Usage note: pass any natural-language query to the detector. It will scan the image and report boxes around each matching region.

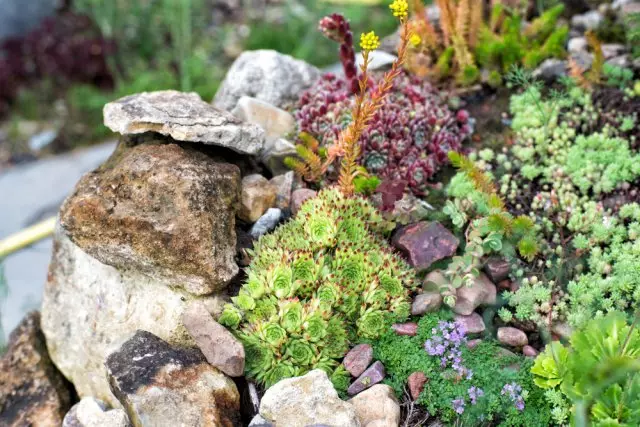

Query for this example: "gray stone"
[411,292,443,315]
[356,51,398,71]
[607,55,631,68]
[105,331,240,427]
[343,343,373,377]
[532,59,568,81]
[259,370,359,427]
[58,139,241,295]
[392,221,459,272]
[182,301,245,377]
[453,273,497,316]
[250,208,283,238]
[213,50,321,111]
[62,397,131,427]
[262,137,298,175]
[104,90,265,155]
[601,43,626,59]
[249,414,274,427]
[231,96,295,143]
[454,313,486,334]
[291,188,317,215]
[497,327,528,347]
[349,384,400,427]
[568,37,587,54]
[239,174,277,223]
[348,361,386,396]
[571,51,594,70]
[41,226,226,407]
[270,172,294,210]
[571,10,604,31]
[552,322,573,340]
[0,312,72,427]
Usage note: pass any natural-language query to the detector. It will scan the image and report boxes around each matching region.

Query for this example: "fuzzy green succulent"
[219,188,415,388]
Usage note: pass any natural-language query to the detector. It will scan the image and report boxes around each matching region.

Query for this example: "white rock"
[250,208,283,238]
[532,59,568,81]
[356,51,398,71]
[568,37,587,54]
[571,11,604,31]
[63,397,131,427]
[349,385,400,427]
[259,370,360,427]
[262,137,298,176]
[103,90,265,155]
[213,50,320,111]
[41,225,226,407]
[231,96,296,143]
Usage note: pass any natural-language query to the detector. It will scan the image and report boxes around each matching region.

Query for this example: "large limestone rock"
[59,139,241,295]
[41,227,227,407]
[259,370,359,427]
[0,312,73,427]
[349,384,400,427]
[106,331,240,427]
[62,397,131,427]
[104,91,265,155]
[213,50,320,111]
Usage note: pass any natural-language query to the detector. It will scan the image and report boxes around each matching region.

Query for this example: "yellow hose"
[0,217,57,259]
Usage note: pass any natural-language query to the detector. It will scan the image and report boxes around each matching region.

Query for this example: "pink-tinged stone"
[483,257,510,283]
[497,327,528,347]
[391,322,418,336]
[343,344,373,377]
[407,372,427,401]
[523,345,539,357]
[453,273,497,315]
[347,361,385,396]
[467,339,482,349]
[291,189,317,215]
[392,221,459,271]
[454,313,485,334]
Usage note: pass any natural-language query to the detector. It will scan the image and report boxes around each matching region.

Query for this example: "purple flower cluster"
[452,397,466,415]
[468,386,484,404]
[502,382,525,411]
[294,72,471,195]
[424,320,471,378]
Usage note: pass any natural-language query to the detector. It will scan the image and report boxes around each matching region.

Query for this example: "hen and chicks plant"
[221,1,417,389]
[406,1,568,86]
[290,8,471,195]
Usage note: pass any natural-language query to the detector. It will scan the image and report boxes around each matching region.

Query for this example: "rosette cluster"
[294,72,471,195]
[219,188,416,387]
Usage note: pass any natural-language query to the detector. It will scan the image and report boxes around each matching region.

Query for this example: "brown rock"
[391,322,418,336]
[349,384,400,427]
[239,174,276,223]
[454,313,486,334]
[0,312,72,427]
[343,344,373,377]
[269,171,294,210]
[407,372,427,401]
[411,292,443,315]
[59,139,240,295]
[182,301,245,377]
[291,188,317,215]
[392,221,459,271]
[483,257,510,283]
[106,330,240,427]
[453,273,497,315]
[497,327,529,347]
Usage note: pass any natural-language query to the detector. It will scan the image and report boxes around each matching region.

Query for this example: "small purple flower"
[424,320,469,375]
[502,382,525,411]
[468,386,484,405]
[452,397,466,414]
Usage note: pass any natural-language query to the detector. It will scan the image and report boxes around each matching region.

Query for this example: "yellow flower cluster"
[360,31,380,51]
[409,33,421,47]
[389,0,408,19]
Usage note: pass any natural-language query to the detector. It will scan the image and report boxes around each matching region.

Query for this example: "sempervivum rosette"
[219,189,416,388]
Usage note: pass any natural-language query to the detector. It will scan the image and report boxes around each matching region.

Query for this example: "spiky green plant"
[219,188,415,388]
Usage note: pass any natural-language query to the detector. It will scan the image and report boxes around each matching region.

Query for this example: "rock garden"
[1,0,640,426]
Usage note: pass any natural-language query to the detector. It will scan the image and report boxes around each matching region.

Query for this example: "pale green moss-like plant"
[219,188,415,388]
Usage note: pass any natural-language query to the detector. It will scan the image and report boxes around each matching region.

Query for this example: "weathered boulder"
[59,139,240,295]
[213,50,320,111]
[0,312,72,427]
[349,384,400,427]
[392,221,459,271]
[182,301,245,377]
[62,397,131,427]
[41,224,226,407]
[259,370,359,427]
[104,91,265,155]
[106,331,240,427]
[239,174,277,223]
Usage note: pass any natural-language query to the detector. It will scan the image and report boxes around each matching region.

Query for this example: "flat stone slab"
[103,90,265,155]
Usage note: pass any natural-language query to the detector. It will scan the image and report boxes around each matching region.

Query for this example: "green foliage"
[625,13,640,59]
[372,311,553,426]
[219,188,415,388]
[532,312,640,426]
[603,63,635,90]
